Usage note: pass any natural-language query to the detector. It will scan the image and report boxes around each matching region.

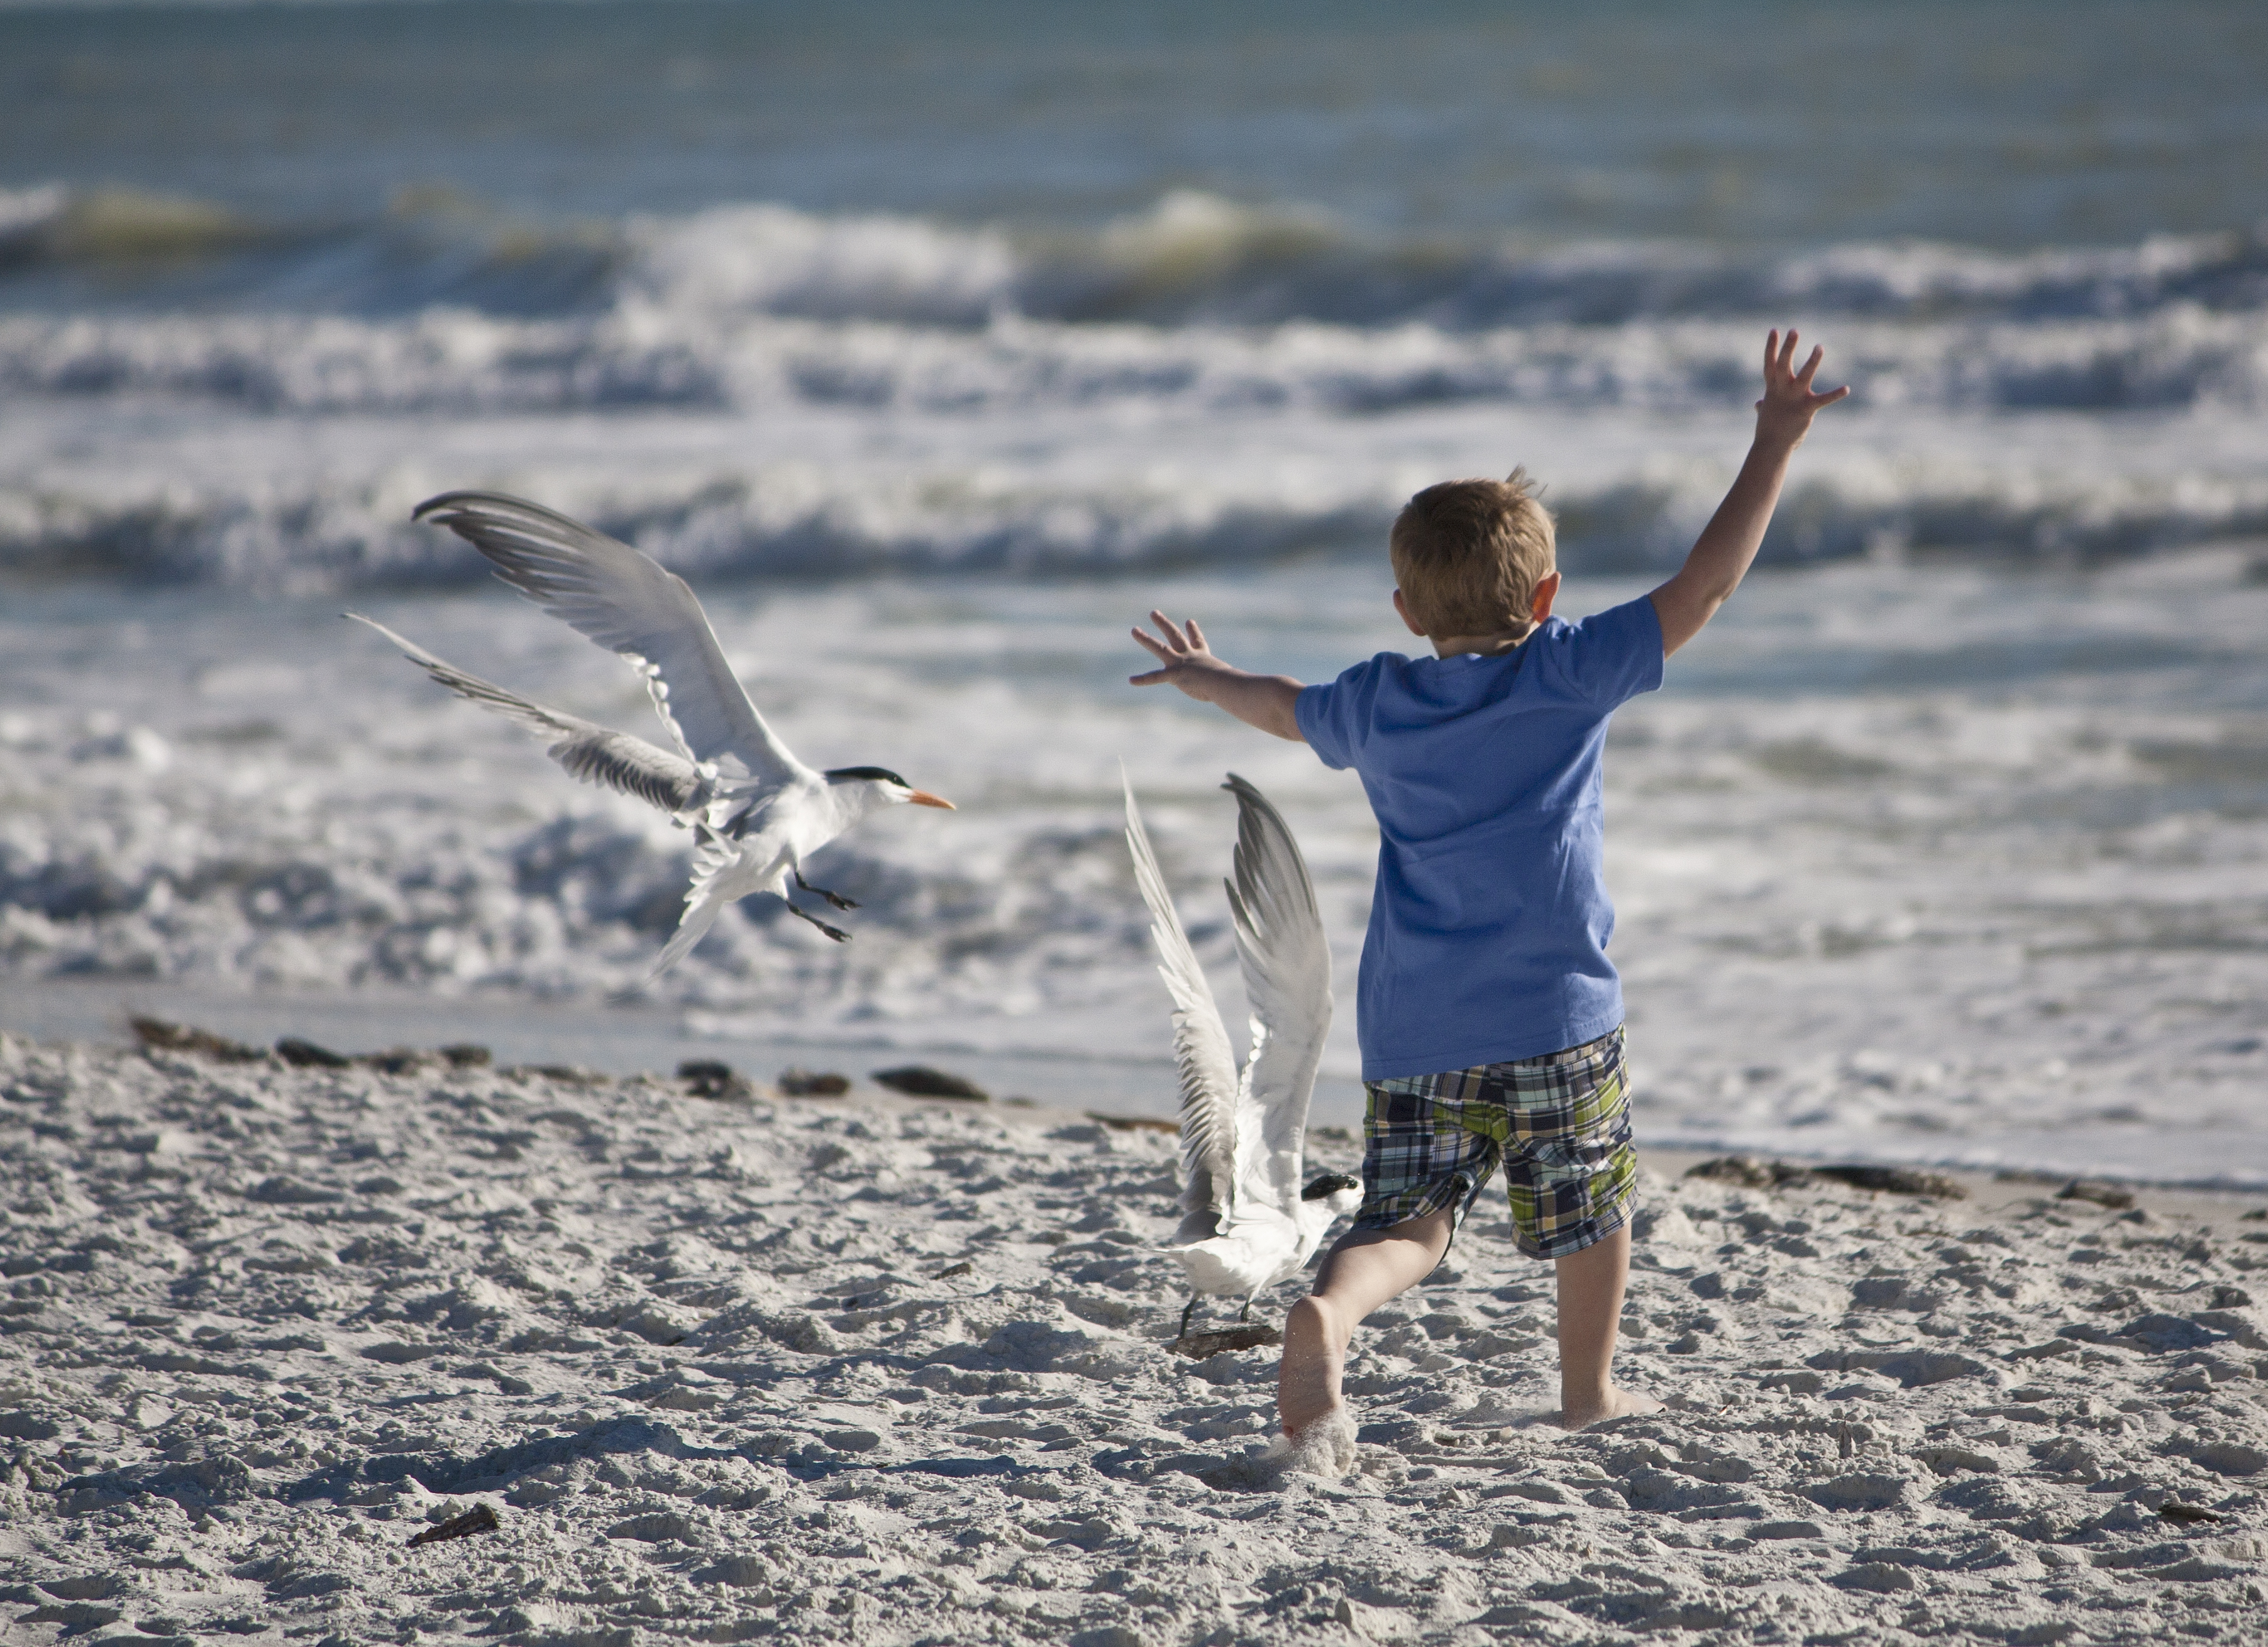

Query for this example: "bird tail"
[646,825,744,978]
[649,891,727,979]
[1168,1238,1255,1298]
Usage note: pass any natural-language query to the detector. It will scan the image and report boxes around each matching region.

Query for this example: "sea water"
[2,0,2264,1181]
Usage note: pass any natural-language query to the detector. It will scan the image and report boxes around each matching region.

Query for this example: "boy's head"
[1389,468,1558,642]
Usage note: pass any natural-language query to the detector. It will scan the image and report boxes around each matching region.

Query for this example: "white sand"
[5,1030,2267,1644]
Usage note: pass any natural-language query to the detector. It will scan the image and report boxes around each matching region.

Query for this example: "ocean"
[2,0,2264,1181]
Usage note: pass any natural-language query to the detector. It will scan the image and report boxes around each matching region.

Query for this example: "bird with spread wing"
[348,490,953,976]
[1124,771,1361,1340]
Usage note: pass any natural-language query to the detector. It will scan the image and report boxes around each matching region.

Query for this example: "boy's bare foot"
[1278,1406,1358,1479]
[1555,1384,1664,1430]
[1277,1294,1344,1438]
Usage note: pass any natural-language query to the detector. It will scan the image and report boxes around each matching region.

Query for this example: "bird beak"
[908,790,956,810]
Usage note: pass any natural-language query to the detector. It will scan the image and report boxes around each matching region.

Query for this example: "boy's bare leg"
[1279,1210,1453,1436]
[1553,1224,1662,1428]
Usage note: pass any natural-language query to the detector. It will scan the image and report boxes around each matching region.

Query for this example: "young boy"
[1130,329,1847,1466]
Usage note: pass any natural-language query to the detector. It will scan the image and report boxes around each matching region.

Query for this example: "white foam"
[4,549,2264,1181]
[626,204,1020,327]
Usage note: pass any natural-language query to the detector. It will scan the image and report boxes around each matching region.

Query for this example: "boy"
[1129,329,1847,1467]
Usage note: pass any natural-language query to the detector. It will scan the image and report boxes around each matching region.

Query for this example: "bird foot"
[794,873,860,912]
[786,903,853,943]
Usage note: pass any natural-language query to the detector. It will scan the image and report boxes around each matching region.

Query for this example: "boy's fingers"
[1185,617,1207,650]
[1815,383,1852,405]
[1129,669,1169,686]
[1130,626,1169,657]
[1795,344,1826,386]
[1778,328,1800,372]
[1149,609,1189,648]
[1763,329,1779,375]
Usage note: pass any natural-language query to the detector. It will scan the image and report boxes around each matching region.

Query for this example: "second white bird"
[1124,773,1362,1338]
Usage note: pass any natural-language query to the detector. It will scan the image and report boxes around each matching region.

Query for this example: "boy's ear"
[1391,588,1430,637]
[1530,571,1562,624]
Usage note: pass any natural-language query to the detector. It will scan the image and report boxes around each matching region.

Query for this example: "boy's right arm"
[1129,610,1307,742]
[1651,328,1849,658]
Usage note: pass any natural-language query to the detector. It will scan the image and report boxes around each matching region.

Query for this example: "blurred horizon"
[4,0,2263,251]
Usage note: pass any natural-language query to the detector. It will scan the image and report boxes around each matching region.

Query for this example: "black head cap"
[825,766,909,787]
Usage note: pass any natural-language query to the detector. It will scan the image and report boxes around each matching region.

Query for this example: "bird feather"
[1122,773,1241,1238]
[411,490,806,790]
[1220,773,1333,1225]
[648,822,765,977]
[346,614,709,816]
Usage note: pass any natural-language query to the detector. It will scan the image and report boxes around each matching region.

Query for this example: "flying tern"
[351,490,953,973]
[1123,772,1361,1338]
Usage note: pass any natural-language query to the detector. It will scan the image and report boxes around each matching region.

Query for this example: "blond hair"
[1388,468,1556,639]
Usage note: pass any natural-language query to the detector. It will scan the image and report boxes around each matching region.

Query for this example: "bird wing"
[1122,771,1241,1240]
[411,490,806,789]
[347,614,709,817]
[1219,774,1333,1223]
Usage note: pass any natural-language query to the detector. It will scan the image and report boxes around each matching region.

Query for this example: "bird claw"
[785,901,853,944]
[794,872,860,912]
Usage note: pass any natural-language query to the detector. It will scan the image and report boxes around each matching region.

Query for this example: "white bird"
[1123,771,1362,1338]
[351,489,953,974]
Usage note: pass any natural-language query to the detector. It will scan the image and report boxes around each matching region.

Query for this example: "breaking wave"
[8,303,2267,419]
[6,184,2265,592]
[8,459,2265,594]
[11,184,2267,331]
[5,189,2265,427]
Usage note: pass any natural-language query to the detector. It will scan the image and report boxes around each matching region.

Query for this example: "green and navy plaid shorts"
[1354,1027,1637,1261]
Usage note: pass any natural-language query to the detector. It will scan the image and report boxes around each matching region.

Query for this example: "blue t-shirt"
[1295,595,1664,1081]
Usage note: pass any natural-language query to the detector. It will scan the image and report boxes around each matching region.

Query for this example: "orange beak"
[908,790,956,810]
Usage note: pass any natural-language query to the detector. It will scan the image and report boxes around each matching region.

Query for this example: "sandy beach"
[6,1027,2266,1645]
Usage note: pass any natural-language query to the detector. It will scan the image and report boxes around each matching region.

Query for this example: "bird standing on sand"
[349,490,953,974]
[1124,772,1362,1339]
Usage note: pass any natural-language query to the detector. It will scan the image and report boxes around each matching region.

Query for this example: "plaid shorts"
[1354,1027,1637,1261]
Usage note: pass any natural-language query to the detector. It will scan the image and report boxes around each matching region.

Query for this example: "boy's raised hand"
[1129,610,1307,741]
[1649,327,1849,658]
[1754,327,1849,449]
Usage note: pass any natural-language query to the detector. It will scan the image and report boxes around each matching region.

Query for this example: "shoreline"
[9,986,2265,1206]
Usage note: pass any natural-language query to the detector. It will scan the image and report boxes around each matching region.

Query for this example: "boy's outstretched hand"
[1129,610,1307,742]
[1128,610,1225,691]
[1754,326,1849,450]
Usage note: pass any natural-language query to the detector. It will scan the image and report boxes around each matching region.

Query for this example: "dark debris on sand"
[1684,1155,1967,1199]
[677,1060,761,1101]
[407,1503,501,1547]
[1170,1325,1283,1359]
[870,1064,988,1101]
[134,1016,493,1078]
[777,1067,851,1096]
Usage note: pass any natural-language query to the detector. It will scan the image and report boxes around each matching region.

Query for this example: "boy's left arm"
[1129,610,1306,742]
[1651,328,1849,658]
